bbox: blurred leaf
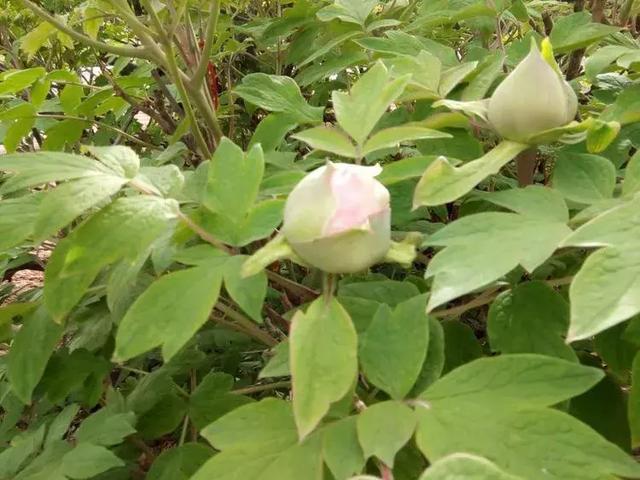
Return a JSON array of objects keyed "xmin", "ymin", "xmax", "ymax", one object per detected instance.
[{"xmin": 550, "ymin": 12, "xmax": 619, "ymax": 53}]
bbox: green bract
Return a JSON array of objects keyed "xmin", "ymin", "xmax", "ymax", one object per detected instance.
[
  {"xmin": 488, "ymin": 41, "xmax": 578, "ymax": 144},
  {"xmin": 281, "ymin": 162, "xmax": 391, "ymax": 274}
]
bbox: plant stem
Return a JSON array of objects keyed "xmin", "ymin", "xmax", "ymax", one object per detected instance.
[
  {"xmin": 516, "ymin": 148, "xmax": 537, "ymax": 186},
  {"xmin": 190, "ymin": 0, "xmax": 220, "ymax": 88},
  {"xmin": 322, "ymin": 273, "xmax": 336, "ymax": 303},
  {"xmin": 19, "ymin": 0, "xmax": 151, "ymax": 59},
  {"xmin": 215, "ymin": 302, "xmax": 279, "ymax": 347}
]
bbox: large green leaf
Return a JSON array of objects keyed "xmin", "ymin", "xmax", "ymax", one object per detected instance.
[
  {"xmin": 359, "ymin": 295, "xmax": 429, "ymax": 399},
  {"xmin": 203, "ymin": 139, "xmax": 264, "ymax": 222},
  {"xmin": 413, "ymin": 141, "xmax": 528, "ymax": 207},
  {"xmin": 189, "ymin": 372, "xmax": 252, "ymax": 427},
  {"xmin": 631, "ymin": 352, "xmax": 640, "ymax": 448},
  {"xmin": 419, "ymin": 453, "xmax": 522, "ymax": 480},
  {"xmin": 362, "ymin": 126, "xmax": 451, "ymax": 156},
  {"xmin": 562, "ymin": 197, "xmax": 640, "ymax": 341},
  {"xmin": 415, "ymin": 405, "xmax": 640, "ymax": 480},
  {"xmin": 234, "ymin": 73, "xmax": 324, "ymax": 124},
  {"xmin": 147, "ymin": 444, "xmax": 213, "ymax": 480},
  {"xmin": 195, "ymin": 399, "xmax": 324, "ymax": 480},
  {"xmin": 60, "ymin": 443, "xmax": 124, "ymax": 479},
  {"xmin": 34, "ymin": 174, "xmax": 126, "ymax": 241},
  {"xmin": 292, "ymin": 126, "xmax": 357, "ymax": 158},
  {"xmin": 552, "ymin": 153, "xmax": 616, "ymax": 204},
  {"xmin": 425, "ymin": 188, "xmax": 570, "ymax": 310},
  {"xmin": 549, "ymin": 12, "xmax": 619, "ymax": 53},
  {"xmin": 488, "ymin": 282, "xmax": 576, "ymax": 361},
  {"xmin": 7, "ymin": 308, "xmax": 64, "ymax": 404},
  {"xmin": 0, "ymin": 68, "xmax": 46, "ymax": 94},
  {"xmin": 0, "ymin": 194, "xmax": 41, "ymax": 251},
  {"xmin": 0, "ymin": 151, "xmax": 116, "ymax": 194},
  {"xmin": 322, "ymin": 417, "xmax": 365, "ymax": 480},
  {"xmin": 418, "ymin": 354, "xmax": 603, "ymax": 407},
  {"xmin": 114, "ymin": 264, "xmax": 223, "ymax": 361},
  {"xmin": 332, "ymin": 62, "xmax": 409, "ymax": 145},
  {"xmin": 316, "ymin": 0, "xmax": 377, "ymax": 25},
  {"xmin": 290, "ymin": 297, "xmax": 358, "ymax": 438},
  {"xmin": 357, "ymin": 401, "xmax": 416, "ymax": 467},
  {"xmin": 44, "ymin": 196, "xmax": 178, "ymax": 320}
]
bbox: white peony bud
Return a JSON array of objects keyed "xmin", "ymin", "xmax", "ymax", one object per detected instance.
[
  {"xmin": 487, "ymin": 41, "xmax": 578, "ymax": 143},
  {"xmin": 281, "ymin": 162, "xmax": 391, "ymax": 274}
]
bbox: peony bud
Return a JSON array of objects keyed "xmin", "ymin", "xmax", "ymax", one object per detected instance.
[
  {"xmin": 281, "ymin": 162, "xmax": 391, "ymax": 274},
  {"xmin": 487, "ymin": 41, "xmax": 578, "ymax": 143}
]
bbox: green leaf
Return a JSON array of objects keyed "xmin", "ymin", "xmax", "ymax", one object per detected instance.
[
  {"xmin": 384, "ymin": 50, "xmax": 442, "ymax": 101},
  {"xmin": 461, "ymin": 52, "xmax": 505, "ymax": 101},
  {"xmin": 322, "ymin": 417, "xmax": 365, "ymax": 480},
  {"xmin": 378, "ymin": 156, "xmax": 441, "ymax": 186},
  {"xmin": 359, "ymin": 295, "xmax": 429, "ymax": 399},
  {"xmin": 552, "ymin": 153, "xmax": 616, "ymax": 204},
  {"xmin": 488, "ymin": 282, "xmax": 576, "ymax": 361},
  {"xmin": 235, "ymin": 73, "xmax": 324, "ymax": 124},
  {"xmin": 412, "ymin": 317, "xmax": 445, "ymax": 394},
  {"xmin": 0, "ymin": 68, "xmax": 46, "ymax": 94},
  {"xmin": 45, "ymin": 404, "xmax": 80, "ymax": 446},
  {"xmin": 585, "ymin": 45, "xmax": 634, "ymax": 80},
  {"xmin": 44, "ymin": 196, "xmax": 178, "ymax": 320},
  {"xmin": 333, "ymin": 62, "xmax": 410, "ymax": 145},
  {"xmin": 357, "ymin": 401, "xmax": 417, "ymax": 467},
  {"xmin": 114, "ymin": 264, "xmax": 223, "ymax": 361},
  {"xmin": 202, "ymin": 198, "xmax": 285, "ymax": 247},
  {"xmin": 570, "ymin": 372, "xmax": 631, "ymax": 450},
  {"xmin": 0, "ymin": 151, "xmax": 114, "ymax": 195},
  {"xmin": 566, "ymin": 245, "xmax": 640, "ymax": 342},
  {"xmin": 61, "ymin": 443, "xmax": 124, "ymax": 479},
  {"xmin": 440, "ymin": 320, "xmax": 482, "ymax": 374},
  {"xmin": 75, "ymin": 409, "xmax": 136, "ymax": 446},
  {"xmin": 298, "ymin": 30, "xmax": 362, "ymax": 68},
  {"xmin": 631, "ymin": 352, "xmax": 640, "ymax": 448},
  {"xmin": 18, "ymin": 23, "xmax": 56, "ymax": 57},
  {"xmin": 600, "ymin": 84, "xmax": 640, "ymax": 125},
  {"xmin": 249, "ymin": 113, "xmax": 299, "ymax": 152},
  {"xmin": 416, "ymin": 405, "xmax": 640, "ymax": 480},
  {"xmin": 290, "ymin": 297, "xmax": 358, "ymax": 438},
  {"xmin": 419, "ymin": 453, "xmax": 522, "ymax": 480},
  {"xmin": 317, "ymin": 0, "xmax": 377, "ymax": 25},
  {"xmin": 147, "ymin": 444, "xmax": 213, "ymax": 480},
  {"xmin": 259, "ymin": 341, "xmax": 291, "ymax": 379},
  {"xmin": 42, "ymin": 119, "xmax": 86, "ymax": 151},
  {"xmin": 292, "ymin": 126, "xmax": 357, "ymax": 158},
  {"xmin": 413, "ymin": 141, "xmax": 529, "ymax": 207},
  {"xmin": 204, "ymin": 139, "xmax": 264, "ymax": 221},
  {"xmin": 0, "ymin": 194, "xmax": 41, "ymax": 251},
  {"xmin": 60, "ymin": 84, "xmax": 84, "ymax": 114},
  {"xmin": 83, "ymin": 6, "xmax": 102, "ymax": 39},
  {"xmin": 223, "ymin": 255, "xmax": 267, "ymax": 323},
  {"xmin": 564, "ymin": 195, "xmax": 640, "ymax": 249},
  {"xmin": 419, "ymin": 354, "xmax": 603, "ymax": 407},
  {"xmin": 623, "ymin": 151, "xmax": 640, "ymax": 197},
  {"xmin": 8, "ymin": 308, "xmax": 64, "ymax": 404},
  {"xmin": 438, "ymin": 62, "xmax": 478, "ymax": 97},
  {"xmin": 4, "ymin": 116, "xmax": 36, "ymax": 153},
  {"xmin": 201, "ymin": 398, "xmax": 297, "ymax": 450},
  {"xmin": 189, "ymin": 372, "xmax": 253, "ymax": 430},
  {"xmin": 83, "ymin": 145, "xmax": 140, "ymax": 179},
  {"xmin": 550, "ymin": 12, "xmax": 619, "ymax": 53},
  {"xmin": 34, "ymin": 174, "xmax": 126, "ymax": 241},
  {"xmin": 196, "ymin": 400, "xmax": 324, "ymax": 480},
  {"xmin": 425, "ymin": 188, "xmax": 571, "ymax": 310},
  {"xmin": 362, "ymin": 126, "xmax": 451, "ymax": 156},
  {"xmin": 137, "ymin": 393, "xmax": 187, "ymax": 439}
]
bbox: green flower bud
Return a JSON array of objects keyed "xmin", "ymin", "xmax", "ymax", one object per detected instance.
[
  {"xmin": 488, "ymin": 41, "xmax": 578, "ymax": 143},
  {"xmin": 282, "ymin": 162, "xmax": 391, "ymax": 274}
]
